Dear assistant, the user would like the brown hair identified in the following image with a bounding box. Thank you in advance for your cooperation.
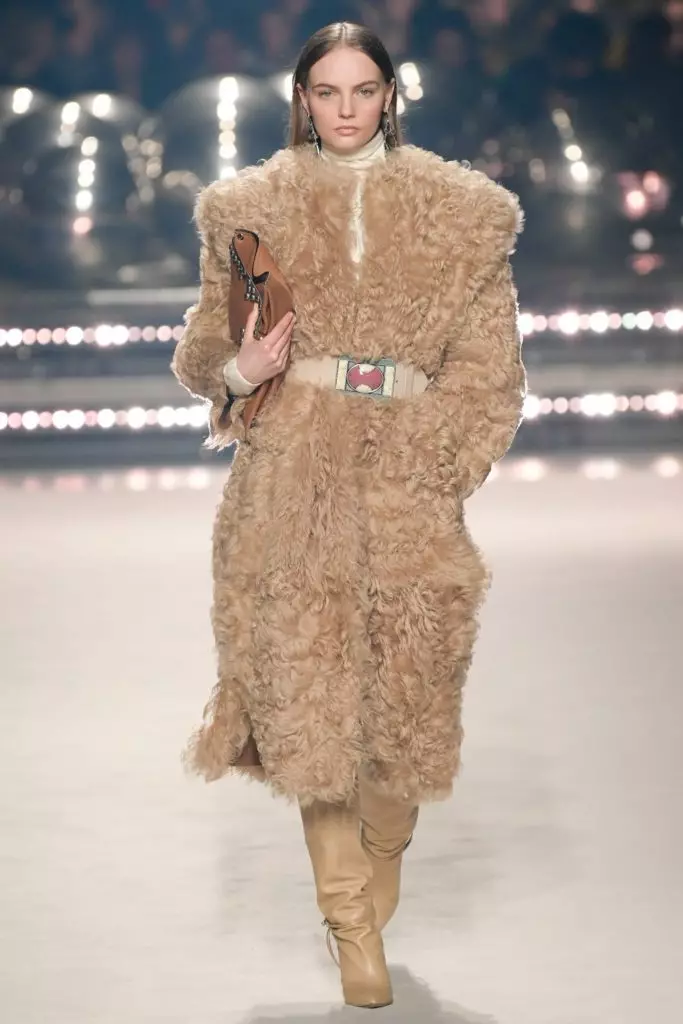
[289,22,402,149]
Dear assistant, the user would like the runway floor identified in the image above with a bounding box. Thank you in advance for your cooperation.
[1,454,682,1024]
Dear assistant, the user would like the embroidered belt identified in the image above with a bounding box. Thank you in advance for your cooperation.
[287,354,430,400]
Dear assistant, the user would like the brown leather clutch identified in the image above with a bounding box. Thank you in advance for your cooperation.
[225,228,295,433]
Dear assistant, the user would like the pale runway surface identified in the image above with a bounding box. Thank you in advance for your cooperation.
[1,455,682,1024]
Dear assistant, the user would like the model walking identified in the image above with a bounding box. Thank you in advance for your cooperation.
[172,21,526,1009]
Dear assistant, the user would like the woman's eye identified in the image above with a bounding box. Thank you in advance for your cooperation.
[359,88,375,97]
[318,90,332,98]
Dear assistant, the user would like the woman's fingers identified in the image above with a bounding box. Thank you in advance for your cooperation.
[267,315,295,357]
[241,306,294,381]
[268,311,295,343]
[275,335,292,368]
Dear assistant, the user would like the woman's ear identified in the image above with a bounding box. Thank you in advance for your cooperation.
[295,82,309,117]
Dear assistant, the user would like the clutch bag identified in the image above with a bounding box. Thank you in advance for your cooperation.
[223,228,295,433]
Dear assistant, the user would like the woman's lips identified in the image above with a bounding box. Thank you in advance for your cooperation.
[335,127,359,134]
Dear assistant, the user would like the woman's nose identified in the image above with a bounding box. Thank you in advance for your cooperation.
[339,94,355,119]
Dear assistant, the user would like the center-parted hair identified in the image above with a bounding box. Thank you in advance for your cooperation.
[289,22,402,149]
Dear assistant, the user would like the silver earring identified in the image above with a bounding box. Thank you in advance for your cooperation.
[307,113,321,156]
[381,110,395,143]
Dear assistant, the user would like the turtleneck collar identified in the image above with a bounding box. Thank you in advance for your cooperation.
[320,128,386,172]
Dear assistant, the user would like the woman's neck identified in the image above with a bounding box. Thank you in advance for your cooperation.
[320,128,386,171]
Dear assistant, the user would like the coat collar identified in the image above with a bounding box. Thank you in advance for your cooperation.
[320,127,387,171]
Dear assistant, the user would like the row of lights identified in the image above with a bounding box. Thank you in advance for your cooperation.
[523,391,681,418]
[1,309,682,349]
[494,455,682,482]
[217,77,239,181]
[6,89,113,123]
[0,392,681,434]
[0,405,207,431]
[0,468,215,493]
[1,456,680,495]
[519,308,683,336]
[0,325,185,347]
[553,108,598,193]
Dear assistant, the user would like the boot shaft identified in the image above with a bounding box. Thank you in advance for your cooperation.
[298,796,393,1008]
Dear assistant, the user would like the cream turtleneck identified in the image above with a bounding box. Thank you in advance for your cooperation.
[320,126,386,173]
[224,129,387,395]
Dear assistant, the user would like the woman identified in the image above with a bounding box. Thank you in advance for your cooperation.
[171,22,525,1010]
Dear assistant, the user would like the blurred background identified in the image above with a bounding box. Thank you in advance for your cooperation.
[1,0,682,469]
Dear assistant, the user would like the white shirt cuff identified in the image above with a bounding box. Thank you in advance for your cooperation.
[223,356,258,395]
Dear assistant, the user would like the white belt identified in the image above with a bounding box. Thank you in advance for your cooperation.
[287,354,429,400]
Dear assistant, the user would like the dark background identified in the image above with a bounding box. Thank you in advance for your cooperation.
[0,0,681,465]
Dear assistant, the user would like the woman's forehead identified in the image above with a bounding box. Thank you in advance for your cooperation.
[308,47,382,86]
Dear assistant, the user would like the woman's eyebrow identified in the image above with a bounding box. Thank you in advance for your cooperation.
[311,79,381,89]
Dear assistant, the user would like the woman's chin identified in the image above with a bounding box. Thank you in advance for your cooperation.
[321,130,372,153]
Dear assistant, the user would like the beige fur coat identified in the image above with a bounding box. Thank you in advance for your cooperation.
[171,142,526,808]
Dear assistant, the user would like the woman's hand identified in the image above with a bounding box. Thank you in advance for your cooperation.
[235,305,295,386]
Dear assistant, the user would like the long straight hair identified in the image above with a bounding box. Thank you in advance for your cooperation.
[289,22,402,149]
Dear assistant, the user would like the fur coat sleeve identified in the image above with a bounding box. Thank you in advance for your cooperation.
[170,173,262,447]
[429,170,526,500]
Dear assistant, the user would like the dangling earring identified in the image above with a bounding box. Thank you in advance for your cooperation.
[307,113,321,156]
[381,109,395,146]
[378,110,395,148]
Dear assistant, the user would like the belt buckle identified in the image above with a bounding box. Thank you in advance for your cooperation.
[335,355,396,399]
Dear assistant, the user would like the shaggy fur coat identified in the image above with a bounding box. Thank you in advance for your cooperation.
[171,142,526,808]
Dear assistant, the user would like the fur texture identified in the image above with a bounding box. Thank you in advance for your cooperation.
[171,143,526,807]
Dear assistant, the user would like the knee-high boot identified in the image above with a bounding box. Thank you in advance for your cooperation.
[299,797,393,1009]
[359,778,419,931]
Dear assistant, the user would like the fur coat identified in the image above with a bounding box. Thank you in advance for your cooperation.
[171,142,526,808]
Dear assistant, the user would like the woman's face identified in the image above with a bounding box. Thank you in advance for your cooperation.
[297,46,394,156]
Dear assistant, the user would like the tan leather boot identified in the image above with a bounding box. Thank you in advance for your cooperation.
[299,797,393,1009]
[359,779,419,931]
